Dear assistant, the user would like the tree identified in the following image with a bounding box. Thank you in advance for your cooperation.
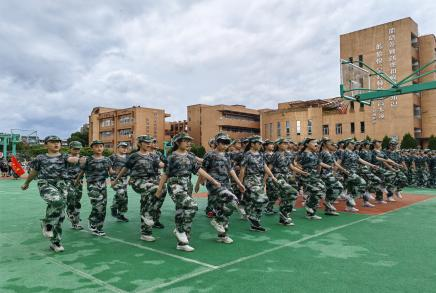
[428,135,436,150]
[381,135,390,149]
[68,130,89,147]
[190,143,206,158]
[400,133,418,149]
[365,135,372,141]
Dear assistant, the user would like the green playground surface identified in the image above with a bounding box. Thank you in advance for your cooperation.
[1,178,435,293]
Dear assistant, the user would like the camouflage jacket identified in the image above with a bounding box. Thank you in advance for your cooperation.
[165,151,200,178]
[81,156,112,183]
[64,155,81,181]
[319,151,335,175]
[202,151,233,183]
[109,154,128,178]
[241,151,265,176]
[270,151,291,174]
[298,151,320,172]
[341,150,360,172]
[125,152,160,179]
[31,153,69,181]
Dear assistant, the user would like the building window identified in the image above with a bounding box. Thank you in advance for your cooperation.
[296,121,301,135]
[104,143,113,148]
[307,120,312,135]
[358,55,363,67]
[285,121,290,136]
[360,103,365,111]
[360,121,365,133]
[350,122,355,134]
[336,123,342,135]
[414,105,421,117]
[348,57,353,63]
[100,131,113,138]
[269,123,273,139]
[100,119,113,127]
[119,129,132,136]
[277,122,281,137]
[119,115,133,124]
[350,101,355,111]
[221,126,259,134]
[322,124,329,136]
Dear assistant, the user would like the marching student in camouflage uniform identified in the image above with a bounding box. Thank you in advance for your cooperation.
[203,137,217,217]
[76,140,113,236]
[358,140,381,206]
[202,133,246,243]
[64,141,83,229]
[404,150,417,186]
[338,139,379,212]
[228,139,247,218]
[319,138,346,215]
[371,139,400,202]
[21,135,80,252]
[386,139,408,198]
[263,139,277,215]
[156,132,221,252]
[297,138,326,219]
[151,138,167,229]
[268,138,300,225]
[109,142,129,222]
[112,135,163,242]
[239,135,278,231]
[415,150,430,187]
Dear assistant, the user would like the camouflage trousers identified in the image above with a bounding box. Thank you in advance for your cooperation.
[265,177,278,212]
[111,176,128,215]
[167,176,198,237]
[300,171,326,213]
[394,169,408,191]
[131,177,159,235]
[344,172,366,206]
[87,180,107,229]
[243,174,268,221]
[65,180,83,225]
[231,178,245,208]
[321,171,343,205]
[206,182,238,235]
[429,169,436,188]
[269,173,298,216]
[406,169,417,186]
[37,179,67,244]
[416,168,429,187]
[358,166,381,193]
[152,176,167,222]
[374,168,396,199]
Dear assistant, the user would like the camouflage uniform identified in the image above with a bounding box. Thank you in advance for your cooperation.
[386,149,408,191]
[125,151,161,236]
[270,150,298,218]
[202,151,238,235]
[319,151,343,208]
[109,154,129,215]
[358,149,382,194]
[341,150,367,206]
[166,151,200,239]
[82,156,111,230]
[372,150,396,199]
[404,153,417,186]
[264,151,276,213]
[151,151,167,223]
[31,153,69,244]
[415,155,429,187]
[241,151,268,221]
[229,150,245,207]
[429,154,436,188]
[298,151,327,214]
[64,158,83,225]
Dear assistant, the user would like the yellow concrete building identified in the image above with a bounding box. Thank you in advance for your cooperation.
[261,17,435,144]
[89,106,170,150]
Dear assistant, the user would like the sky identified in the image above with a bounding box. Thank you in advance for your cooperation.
[0,0,435,138]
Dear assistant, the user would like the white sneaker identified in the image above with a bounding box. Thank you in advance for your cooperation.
[238,206,247,216]
[173,229,189,244]
[306,214,322,220]
[363,202,375,208]
[377,200,387,204]
[387,197,396,202]
[396,191,403,199]
[140,234,156,242]
[345,207,359,213]
[141,214,155,226]
[41,223,54,238]
[217,236,234,244]
[210,219,226,233]
[369,195,375,200]
[324,201,337,211]
[50,242,64,252]
[381,188,388,194]
[305,206,314,214]
[177,244,195,252]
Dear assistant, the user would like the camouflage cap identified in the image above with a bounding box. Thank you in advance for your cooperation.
[302,137,317,146]
[215,132,231,144]
[263,139,274,146]
[241,138,249,144]
[389,138,399,145]
[172,132,193,143]
[69,141,83,149]
[44,135,61,143]
[90,140,104,147]
[319,137,332,144]
[372,138,382,144]
[249,135,264,144]
[275,137,290,145]
[208,137,216,146]
[343,138,356,145]
[361,140,371,146]
[117,142,129,148]
[137,135,154,143]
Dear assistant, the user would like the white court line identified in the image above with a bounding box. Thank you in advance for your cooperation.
[0,234,127,293]
[137,197,434,293]
[80,230,218,269]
